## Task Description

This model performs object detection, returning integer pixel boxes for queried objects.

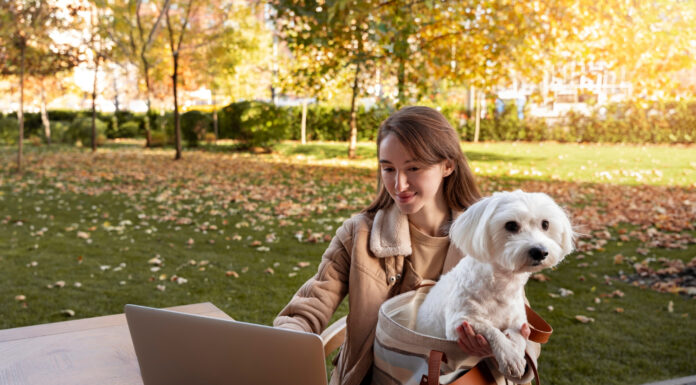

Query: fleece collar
[369,204,465,260]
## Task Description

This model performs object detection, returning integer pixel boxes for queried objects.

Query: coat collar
[369,204,466,271]
[369,204,412,258]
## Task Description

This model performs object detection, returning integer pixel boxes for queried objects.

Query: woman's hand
[456,322,531,357]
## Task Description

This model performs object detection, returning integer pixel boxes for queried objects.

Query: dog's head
[450,190,575,273]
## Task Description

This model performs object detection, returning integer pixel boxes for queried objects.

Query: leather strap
[525,305,553,344]
[525,351,541,385]
[420,351,492,385]
[420,350,540,385]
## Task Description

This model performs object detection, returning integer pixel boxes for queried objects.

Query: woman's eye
[541,220,549,230]
[409,167,419,172]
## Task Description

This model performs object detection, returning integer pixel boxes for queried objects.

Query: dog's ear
[450,196,499,260]
[558,207,576,256]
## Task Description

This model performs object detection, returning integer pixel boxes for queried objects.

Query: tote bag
[372,284,551,385]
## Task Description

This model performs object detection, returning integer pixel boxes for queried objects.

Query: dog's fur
[415,190,574,379]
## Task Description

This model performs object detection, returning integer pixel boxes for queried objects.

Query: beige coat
[274,205,541,385]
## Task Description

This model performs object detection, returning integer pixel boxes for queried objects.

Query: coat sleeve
[273,219,354,334]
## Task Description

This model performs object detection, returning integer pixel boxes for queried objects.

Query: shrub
[181,110,212,147]
[219,101,290,149]
[0,116,18,145]
[64,117,107,146]
[117,121,141,138]
[149,131,171,147]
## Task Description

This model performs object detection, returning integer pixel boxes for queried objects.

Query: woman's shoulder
[339,211,375,235]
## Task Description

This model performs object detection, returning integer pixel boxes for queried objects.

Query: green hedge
[1,100,695,146]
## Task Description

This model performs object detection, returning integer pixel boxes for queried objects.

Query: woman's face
[379,133,452,215]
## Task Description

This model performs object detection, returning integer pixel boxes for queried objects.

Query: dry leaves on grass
[3,149,695,298]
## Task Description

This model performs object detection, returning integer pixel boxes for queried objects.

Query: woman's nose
[395,171,408,192]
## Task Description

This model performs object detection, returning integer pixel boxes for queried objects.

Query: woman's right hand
[456,322,531,357]
[456,322,493,357]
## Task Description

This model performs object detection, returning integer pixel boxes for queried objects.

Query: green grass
[1,141,695,385]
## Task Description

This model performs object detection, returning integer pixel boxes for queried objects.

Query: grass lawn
[1,141,695,385]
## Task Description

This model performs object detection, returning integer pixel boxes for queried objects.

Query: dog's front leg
[461,320,527,379]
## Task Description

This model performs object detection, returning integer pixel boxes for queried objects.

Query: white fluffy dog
[415,190,574,379]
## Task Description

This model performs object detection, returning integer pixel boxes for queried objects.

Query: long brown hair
[363,106,481,214]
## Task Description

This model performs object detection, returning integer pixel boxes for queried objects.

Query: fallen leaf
[615,307,624,313]
[613,254,624,264]
[531,273,550,282]
[559,288,574,297]
[148,257,162,266]
[15,294,26,301]
[226,270,239,278]
[264,267,275,275]
[61,309,76,317]
[575,315,595,323]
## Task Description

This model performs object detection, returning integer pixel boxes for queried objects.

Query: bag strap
[525,351,541,385]
[419,351,491,385]
[525,305,552,344]
[420,350,541,385]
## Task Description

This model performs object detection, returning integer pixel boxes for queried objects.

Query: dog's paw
[495,347,527,379]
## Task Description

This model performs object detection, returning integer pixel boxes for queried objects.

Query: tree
[99,0,171,147]
[165,0,195,160]
[187,0,263,140]
[86,1,111,152]
[271,0,379,157]
[0,0,82,171]
[568,1,696,97]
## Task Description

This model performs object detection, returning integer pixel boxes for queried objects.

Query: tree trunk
[40,77,51,145]
[17,44,25,173]
[301,100,307,145]
[348,62,361,159]
[91,55,100,152]
[173,52,182,160]
[397,55,406,108]
[474,91,481,143]
[212,88,218,141]
[143,61,153,148]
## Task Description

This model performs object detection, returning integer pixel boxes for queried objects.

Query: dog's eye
[504,221,520,232]
[541,220,549,231]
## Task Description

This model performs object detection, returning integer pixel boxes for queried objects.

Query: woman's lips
[396,193,415,203]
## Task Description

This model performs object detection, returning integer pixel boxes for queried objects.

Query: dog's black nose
[529,246,548,261]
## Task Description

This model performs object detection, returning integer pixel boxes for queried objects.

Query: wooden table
[0,302,233,385]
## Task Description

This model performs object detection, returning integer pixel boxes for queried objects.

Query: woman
[274,106,537,385]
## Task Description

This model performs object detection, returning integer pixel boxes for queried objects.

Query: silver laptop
[124,304,328,385]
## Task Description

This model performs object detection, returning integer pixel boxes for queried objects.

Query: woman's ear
[443,159,454,177]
